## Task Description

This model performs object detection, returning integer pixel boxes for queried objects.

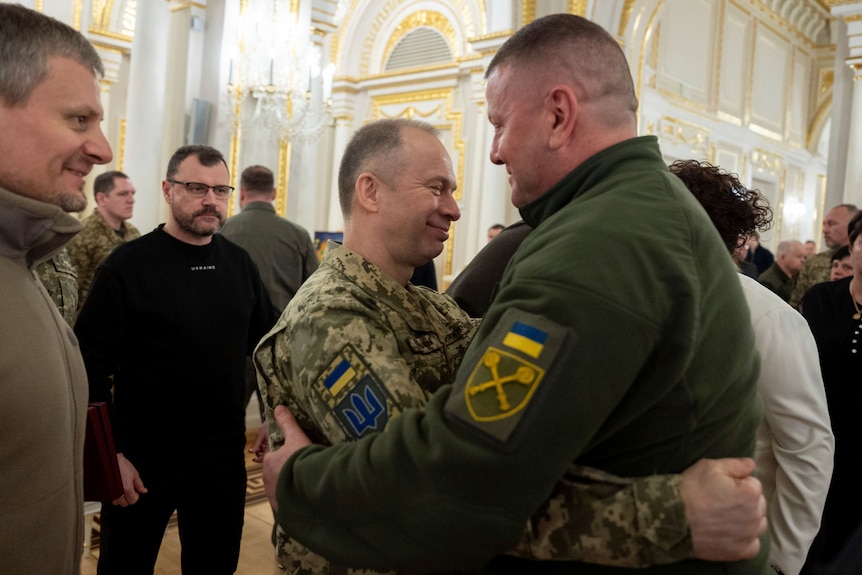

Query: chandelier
[227,0,334,142]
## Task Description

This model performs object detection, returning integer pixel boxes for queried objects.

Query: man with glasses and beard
[75,145,276,575]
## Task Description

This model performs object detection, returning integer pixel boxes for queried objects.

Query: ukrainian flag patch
[445,308,574,445]
[503,321,548,358]
[314,345,392,439]
[323,358,356,397]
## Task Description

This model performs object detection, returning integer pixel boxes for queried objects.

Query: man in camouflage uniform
[33,246,78,325]
[67,169,139,315]
[255,119,767,574]
[254,119,479,574]
[789,203,858,309]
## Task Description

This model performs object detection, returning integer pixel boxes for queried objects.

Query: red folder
[83,402,123,502]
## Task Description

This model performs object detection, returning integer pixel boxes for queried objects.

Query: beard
[57,189,88,213]
[173,205,225,237]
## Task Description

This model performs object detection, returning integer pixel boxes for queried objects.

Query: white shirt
[741,274,834,575]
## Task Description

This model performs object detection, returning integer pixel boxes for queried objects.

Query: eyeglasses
[167,179,234,199]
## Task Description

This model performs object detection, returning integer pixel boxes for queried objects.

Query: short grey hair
[0,4,104,106]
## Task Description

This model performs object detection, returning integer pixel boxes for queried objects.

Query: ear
[546,85,577,151]
[354,172,381,214]
[94,192,106,207]
[161,180,172,202]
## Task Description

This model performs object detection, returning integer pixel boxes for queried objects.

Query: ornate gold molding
[382,10,458,65]
[74,0,83,31]
[468,30,513,43]
[568,0,588,17]
[522,0,535,25]
[276,140,290,217]
[751,147,784,173]
[118,118,127,171]
[91,0,113,29]
[363,62,457,81]
[170,2,206,13]
[88,28,133,43]
[619,0,638,36]
[658,116,712,158]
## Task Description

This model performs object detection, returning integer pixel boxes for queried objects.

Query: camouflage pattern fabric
[255,243,695,573]
[253,243,479,574]
[507,465,692,566]
[789,250,832,310]
[66,208,140,314]
[33,247,78,325]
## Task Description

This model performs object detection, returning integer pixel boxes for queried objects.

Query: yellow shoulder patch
[445,308,575,445]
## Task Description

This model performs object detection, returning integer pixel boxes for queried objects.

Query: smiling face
[0,56,112,211]
[162,155,229,245]
[377,127,460,270]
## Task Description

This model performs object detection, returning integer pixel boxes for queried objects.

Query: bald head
[775,240,805,276]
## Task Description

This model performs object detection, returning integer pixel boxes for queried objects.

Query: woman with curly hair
[670,159,834,575]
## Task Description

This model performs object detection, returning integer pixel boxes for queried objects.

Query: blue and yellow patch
[502,321,547,358]
[465,347,544,422]
[314,345,391,439]
[445,308,573,444]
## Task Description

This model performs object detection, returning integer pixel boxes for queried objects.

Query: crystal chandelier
[228,0,334,142]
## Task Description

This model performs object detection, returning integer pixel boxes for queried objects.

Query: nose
[84,125,113,165]
[489,135,503,166]
[201,188,219,204]
[440,192,460,222]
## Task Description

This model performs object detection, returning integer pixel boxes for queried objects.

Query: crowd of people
[1,5,857,575]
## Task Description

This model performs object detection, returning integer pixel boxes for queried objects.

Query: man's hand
[262,405,312,512]
[249,423,269,463]
[112,452,147,507]
[681,457,767,561]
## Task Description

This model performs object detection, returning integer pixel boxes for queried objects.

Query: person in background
[670,160,833,575]
[410,259,438,289]
[0,5,112,574]
[220,165,318,316]
[744,231,774,277]
[736,237,759,278]
[804,240,817,260]
[758,240,806,303]
[487,223,505,242]
[75,145,277,575]
[220,164,318,421]
[67,170,140,316]
[261,14,767,574]
[828,245,852,281]
[790,204,859,309]
[447,220,532,317]
[800,211,862,573]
